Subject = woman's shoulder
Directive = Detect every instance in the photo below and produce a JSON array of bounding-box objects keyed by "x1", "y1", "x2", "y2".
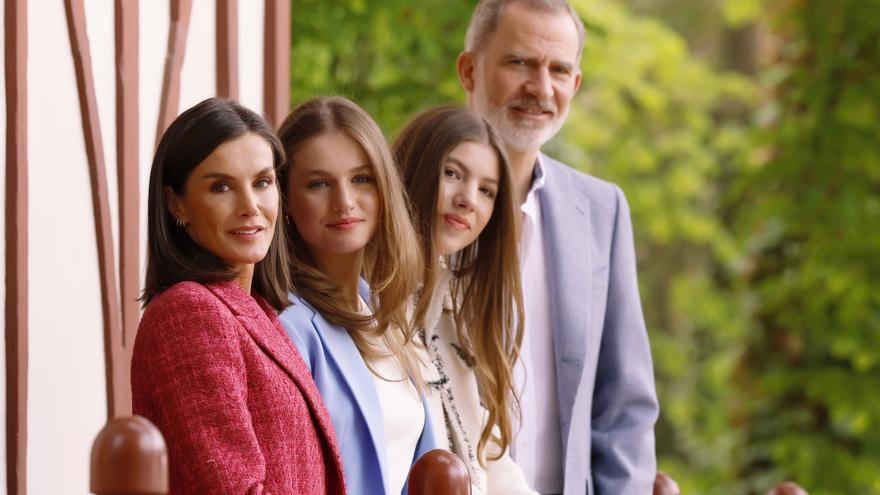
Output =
[
  {"x1": 277, "y1": 291, "x2": 326, "y2": 352},
  {"x1": 135, "y1": 282, "x2": 243, "y2": 362},
  {"x1": 278, "y1": 291, "x2": 318, "y2": 324},
  {"x1": 141, "y1": 281, "x2": 236, "y2": 330},
  {"x1": 150, "y1": 280, "x2": 218, "y2": 304}
]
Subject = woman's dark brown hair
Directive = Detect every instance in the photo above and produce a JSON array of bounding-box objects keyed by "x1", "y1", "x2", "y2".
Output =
[
  {"x1": 393, "y1": 105, "x2": 524, "y2": 464},
  {"x1": 141, "y1": 97, "x2": 291, "y2": 309}
]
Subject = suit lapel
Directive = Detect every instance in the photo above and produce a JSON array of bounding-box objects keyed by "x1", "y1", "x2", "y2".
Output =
[
  {"x1": 206, "y1": 282, "x2": 304, "y2": 379},
  {"x1": 358, "y1": 278, "x2": 371, "y2": 307},
  {"x1": 206, "y1": 282, "x2": 345, "y2": 477},
  {"x1": 308, "y1": 304, "x2": 390, "y2": 490},
  {"x1": 538, "y1": 156, "x2": 593, "y2": 433}
]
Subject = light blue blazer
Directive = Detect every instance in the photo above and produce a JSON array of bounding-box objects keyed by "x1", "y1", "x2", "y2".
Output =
[
  {"x1": 278, "y1": 282, "x2": 438, "y2": 495},
  {"x1": 538, "y1": 154, "x2": 659, "y2": 495}
]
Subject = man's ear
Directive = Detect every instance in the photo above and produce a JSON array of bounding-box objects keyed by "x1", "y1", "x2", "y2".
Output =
[
  {"x1": 573, "y1": 69, "x2": 583, "y2": 94},
  {"x1": 457, "y1": 51, "x2": 476, "y2": 93},
  {"x1": 164, "y1": 186, "x2": 187, "y2": 223}
]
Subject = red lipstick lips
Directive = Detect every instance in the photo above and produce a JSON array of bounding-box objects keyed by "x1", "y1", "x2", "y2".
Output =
[
  {"x1": 326, "y1": 217, "x2": 364, "y2": 231},
  {"x1": 443, "y1": 213, "x2": 471, "y2": 231}
]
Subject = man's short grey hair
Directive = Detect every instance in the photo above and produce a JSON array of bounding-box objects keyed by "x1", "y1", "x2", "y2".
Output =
[{"x1": 464, "y1": 0, "x2": 586, "y2": 62}]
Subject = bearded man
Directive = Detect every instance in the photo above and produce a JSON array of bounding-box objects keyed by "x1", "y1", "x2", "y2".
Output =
[{"x1": 457, "y1": 1, "x2": 659, "y2": 494}]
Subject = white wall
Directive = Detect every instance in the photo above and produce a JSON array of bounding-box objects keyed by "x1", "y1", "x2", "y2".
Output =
[
  {"x1": 179, "y1": 0, "x2": 217, "y2": 113},
  {"x1": 139, "y1": 0, "x2": 170, "y2": 272},
  {"x1": 238, "y1": 0, "x2": 265, "y2": 115},
  {"x1": 17, "y1": 1, "x2": 263, "y2": 492},
  {"x1": 27, "y1": 1, "x2": 111, "y2": 491}
]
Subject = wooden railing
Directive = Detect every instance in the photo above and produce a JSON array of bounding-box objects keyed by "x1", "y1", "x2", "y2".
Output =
[
  {"x1": 88, "y1": 418, "x2": 471, "y2": 495},
  {"x1": 654, "y1": 471, "x2": 808, "y2": 495},
  {"x1": 89, "y1": 418, "x2": 806, "y2": 495}
]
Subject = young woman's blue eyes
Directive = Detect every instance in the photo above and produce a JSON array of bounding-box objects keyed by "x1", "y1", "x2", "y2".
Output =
[
  {"x1": 307, "y1": 175, "x2": 373, "y2": 189},
  {"x1": 255, "y1": 177, "x2": 274, "y2": 189},
  {"x1": 479, "y1": 187, "x2": 497, "y2": 199},
  {"x1": 211, "y1": 183, "x2": 231, "y2": 193}
]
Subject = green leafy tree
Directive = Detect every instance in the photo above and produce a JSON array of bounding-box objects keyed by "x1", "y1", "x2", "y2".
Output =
[
  {"x1": 555, "y1": 1, "x2": 755, "y2": 492},
  {"x1": 730, "y1": 1, "x2": 880, "y2": 493},
  {"x1": 291, "y1": 0, "x2": 472, "y2": 133}
]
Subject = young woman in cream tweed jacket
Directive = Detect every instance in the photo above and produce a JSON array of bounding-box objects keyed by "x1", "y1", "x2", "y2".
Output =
[
  {"x1": 419, "y1": 266, "x2": 537, "y2": 495},
  {"x1": 394, "y1": 106, "x2": 538, "y2": 495}
]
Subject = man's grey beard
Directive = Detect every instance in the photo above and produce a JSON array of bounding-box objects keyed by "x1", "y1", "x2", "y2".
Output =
[{"x1": 474, "y1": 93, "x2": 568, "y2": 153}]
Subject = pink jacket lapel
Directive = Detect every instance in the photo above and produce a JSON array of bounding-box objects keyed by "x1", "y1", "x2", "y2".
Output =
[{"x1": 206, "y1": 282, "x2": 344, "y2": 475}]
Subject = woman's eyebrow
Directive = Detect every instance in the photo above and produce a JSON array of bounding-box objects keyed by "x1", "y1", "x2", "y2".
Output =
[
  {"x1": 296, "y1": 163, "x2": 371, "y2": 176},
  {"x1": 199, "y1": 167, "x2": 274, "y2": 180}
]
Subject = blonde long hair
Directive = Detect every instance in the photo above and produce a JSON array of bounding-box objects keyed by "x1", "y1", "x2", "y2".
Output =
[
  {"x1": 278, "y1": 96, "x2": 423, "y2": 375},
  {"x1": 393, "y1": 105, "x2": 524, "y2": 463}
]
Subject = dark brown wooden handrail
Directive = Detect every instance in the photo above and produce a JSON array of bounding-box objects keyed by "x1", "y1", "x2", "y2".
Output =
[
  {"x1": 654, "y1": 471, "x2": 681, "y2": 495},
  {"x1": 653, "y1": 471, "x2": 809, "y2": 495},
  {"x1": 90, "y1": 416, "x2": 168, "y2": 495},
  {"x1": 407, "y1": 449, "x2": 470, "y2": 495},
  {"x1": 767, "y1": 481, "x2": 809, "y2": 495},
  {"x1": 87, "y1": 418, "x2": 808, "y2": 495}
]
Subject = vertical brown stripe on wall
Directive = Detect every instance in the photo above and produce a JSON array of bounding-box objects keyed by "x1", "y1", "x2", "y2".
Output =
[
  {"x1": 156, "y1": 0, "x2": 193, "y2": 145},
  {"x1": 5, "y1": 0, "x2": 28, "y2": 492},
  {"x1": 115, "y1": 0, "x2": 138, "y2": 412},
  {"x1": 217, "y1": 0, "x2": 239, "y2": 99},
  {"x1": 64, "y1": 0, "x2": 128, "y2": 419},
  {"x1": 263, "y1": 0, "x2": 290, "y2": 127}
]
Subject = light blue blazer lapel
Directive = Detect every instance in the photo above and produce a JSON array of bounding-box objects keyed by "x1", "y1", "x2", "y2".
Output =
[
  {"x1": 358, "y1": 278, "x2": 371, "y2": 307},
  {"x1": 309, "y1": 304, "x2": 390, "y2": 492},
  {"x1": 539, "y1": 154, "x2": 594, "y2": 444}
]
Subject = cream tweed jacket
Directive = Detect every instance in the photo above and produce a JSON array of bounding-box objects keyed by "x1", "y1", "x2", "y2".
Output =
[{"x1": 420, "y1": 266, "x2": 538, "y2": 495}]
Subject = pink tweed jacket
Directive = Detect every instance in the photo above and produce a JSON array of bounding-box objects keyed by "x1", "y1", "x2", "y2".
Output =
[{"x1": 132, "y1": 280, "x2": 346, "y2": 494}]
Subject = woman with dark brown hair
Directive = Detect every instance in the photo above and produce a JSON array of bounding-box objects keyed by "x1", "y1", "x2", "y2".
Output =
[
  {"x1": 131, "y1": 97, "x2": 345, "y2": 494},
  {"x1": 393, "y1": 105, "x2": 536, "y2": 494}
]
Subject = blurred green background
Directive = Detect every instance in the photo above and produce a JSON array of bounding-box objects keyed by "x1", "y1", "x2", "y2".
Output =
[{"x1": 288, "y1": 0, "x2": 880, "y2": 493}]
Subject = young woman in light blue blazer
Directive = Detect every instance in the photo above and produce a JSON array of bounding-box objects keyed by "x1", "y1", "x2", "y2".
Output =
[
  {"x1": 276, "y1": 96, "x2": 437, "y2": 495},
  {"x1": 393, "y1": 106, "x2": 536, "y2": 494}
]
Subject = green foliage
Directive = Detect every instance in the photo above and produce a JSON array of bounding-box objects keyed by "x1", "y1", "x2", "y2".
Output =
[
  {"x1": 289, "y1": 0, "x2": 879, "y2": 493},
  {"x1": 730, "y1": 0, "x2": 880, "y2": 493},
  {"x1": 291, "y1": 0, "x2": 472, "y2": 133},
  {"x1": 556, "y1": 0, "x2": 756, "y2": 491},
  {"x1": 721, "y1": 0, "x2": 762, "y2": 27}
]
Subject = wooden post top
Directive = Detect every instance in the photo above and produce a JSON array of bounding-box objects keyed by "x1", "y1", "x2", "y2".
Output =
[
  {"x1": 407, "y1": 449, "x2": 471, "y2": 495},
  {"x1": 90, "y1": 415, "x2": 168, "y2": 495}
]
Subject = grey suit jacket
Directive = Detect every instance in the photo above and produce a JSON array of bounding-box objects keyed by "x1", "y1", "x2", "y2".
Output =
[{"x1": 538, "y1": 153, "x2": 658, "y2": 495}]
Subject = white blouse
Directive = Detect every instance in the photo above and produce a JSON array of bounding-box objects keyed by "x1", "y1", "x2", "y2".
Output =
[{"x1": 360, "y1": 299, "x2": 425, "y2": 495}]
